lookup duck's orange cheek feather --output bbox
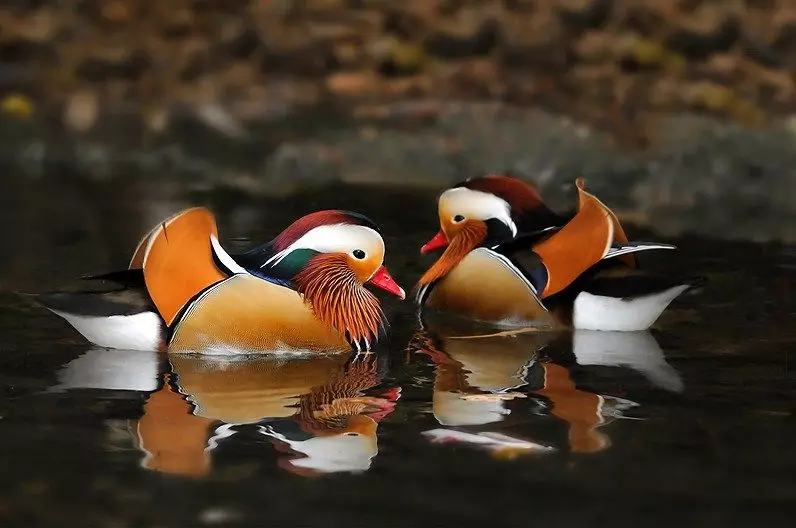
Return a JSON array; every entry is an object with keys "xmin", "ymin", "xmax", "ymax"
[
  {"xmin": 418, "ymin": 220, "xmax": 488, "ymax": 286},
  {"xmin": 345, "ymin": 254, "xmax": 404, "ymax": 299},
  {"xmin": 346, "ymin": 255, "xmax": 378, "ymax": 283}
]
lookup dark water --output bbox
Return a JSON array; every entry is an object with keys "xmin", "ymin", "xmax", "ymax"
[{"xmin": 1, "ymin": 177, "xmax": 795, "ymax": 527}]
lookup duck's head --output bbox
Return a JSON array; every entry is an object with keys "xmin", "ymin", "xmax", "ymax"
[
  {"xmin": 236, "ymin": 210, "xmax": 404, "ymax": 351},
  {"xmin": 417, "ymin": 174, "xmax": 561, "ymax": 286}
]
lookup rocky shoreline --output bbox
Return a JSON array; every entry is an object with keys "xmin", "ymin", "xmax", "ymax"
[{"xmin": 3, "ymin": 101, "xmax": 796, "ymax": 244}]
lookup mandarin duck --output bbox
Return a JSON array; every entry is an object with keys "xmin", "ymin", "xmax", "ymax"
[
  {"xmin": 415, "ymin": 174, "xmax": 701, "ymax": 332},
  {"xmin": 35, "ymin": 207, "xmax": 405, "ymax": 354}
]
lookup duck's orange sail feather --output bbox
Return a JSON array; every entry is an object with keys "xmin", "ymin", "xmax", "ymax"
[
  {"xmin": 129, "ymin": 225, "xmax": 158, "ymax": 270},
  {"xmin": 138, "ymin": 208, "xmax": 228, "ymax": 326},
  {"xmin": 589, "ymin": 191, "xmax": 637, "ymax": 268},
  {"xmin": 533, "ymin": 179, "xmax": 613, "ymax": 298}
]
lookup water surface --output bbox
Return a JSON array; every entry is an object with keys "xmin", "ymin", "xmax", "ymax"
[{"xmin": 0, "ymin": 179, "xmax": 794, "ymax": 526}]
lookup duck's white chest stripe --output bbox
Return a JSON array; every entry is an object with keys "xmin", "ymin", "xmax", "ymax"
[
  {"xmin": 415, "ymin": 282, "xmax": 432, "ymax": 305},
  {"xmin": 210, "ymin": 235, "xmax": 247, "ymax": 274}
]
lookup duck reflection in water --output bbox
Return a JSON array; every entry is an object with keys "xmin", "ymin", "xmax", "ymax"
[
  {"xmin": 409, "ymin": 316, "xmax": 683, "ymax": 457},
  {"xmin": 53, "ymin": 350, "xmax": 399, "ymax": 478}
]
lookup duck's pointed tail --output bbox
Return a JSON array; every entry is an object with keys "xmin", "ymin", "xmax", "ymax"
[
  {"xmin": 26, "ymin": 290, "xmax": 164, "ymax": 351},
  {"xmin": 22, "ymin": 208, "xmax": 229, "ymax": 350}
]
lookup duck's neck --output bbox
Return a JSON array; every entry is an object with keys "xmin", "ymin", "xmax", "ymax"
[
  {"xmin": 292, "ymin": 254, "xmax": 385, "ymax": 350},
  {"xmin": 231, "ymin": 241, "xmax": 311, "ymax": 286},
  {"xmin": 232, "ymin": 241, "xmax": 277, "ymax": 269},
  {"xmin": 514, "ymin": 204, "xmax": 568, "ymax": 234},
  {"xmin": 233, "ymin": 246, "xmax": 385, "ymax": 349}
]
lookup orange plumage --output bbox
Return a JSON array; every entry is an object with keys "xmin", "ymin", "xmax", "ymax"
[{"xmin": 293, "ymin": 253, "xmax": 386, "ymax": 348}]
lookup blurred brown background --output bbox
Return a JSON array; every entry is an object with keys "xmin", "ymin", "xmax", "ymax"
[
  {"xmin": 3, "ymin": 1, "xmax": 796, "ymax": 133},
  {"xmin": 1, "ymin": 0, "xmax": 796, "ymax": 244}
]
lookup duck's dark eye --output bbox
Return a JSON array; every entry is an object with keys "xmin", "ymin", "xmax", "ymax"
[
  {"xmin": 353, "ymin": 249, "xmax": 366, "ymax": 259},
  {"xmin": 453, "ymin": 215, "xmax": 465, "ymax": 223}
]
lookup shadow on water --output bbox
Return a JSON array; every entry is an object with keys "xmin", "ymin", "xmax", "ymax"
[{"xmin": 0, "ymin": 175, "xmax": 795, "ymax": 526}]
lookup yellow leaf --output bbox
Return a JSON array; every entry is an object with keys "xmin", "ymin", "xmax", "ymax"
[{"xmin": 1, "ymin": 93, "xmax": 35, "ymax": 120}]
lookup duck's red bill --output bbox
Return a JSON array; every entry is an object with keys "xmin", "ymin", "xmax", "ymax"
[
  {"xmin": 420, "ymin": 230, "xmax": 448, "ymax": 254},
  {"xmin": 368, "ymin": 265, "xmax": 405, "ymax": 300}
]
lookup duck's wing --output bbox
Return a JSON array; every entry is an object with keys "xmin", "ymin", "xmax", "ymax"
[
  {"xmin": 81, "ymin": 207, "xmax": 229, "ymax": 291},
  {"xmin": 30, "ymin": 208, "xmax": 241, "ymax": 351},
  {"xmin": 580, "ymin": 270, "xmax": 705, "ymax": 300},
  {"xmin": 33, "ymin": 288, "xmax": 152, "ymax": 317},
  {"xmin": 529, "ymin": 179, "xmax": 616, "ymax": 298},
  {"xmin": 135, "ymin": 207, "xmax": 231, "ymax": 327},
  {"xmin": 498, "ymin": 179, "xmax": 677, "ymax": 300}
]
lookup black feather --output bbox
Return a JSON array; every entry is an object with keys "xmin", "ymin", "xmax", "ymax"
[
  {"xmin": 81, "ymin": 268, "xmax": 146, "ymax": 289},
  {"xmin": 31, "ymin": 289, "xmax": 154, "ymax": 317},
  {"xmin": 582, "ymin": 273, "xmax": 706, "ymax": 300}
]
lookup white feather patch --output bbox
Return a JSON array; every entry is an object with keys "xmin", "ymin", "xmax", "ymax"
[
  {"xmin": 262, "ymin": 224, "xmax": 384, "ymax": 275},
  {"xmin": 210, "ymin": 235, "xmax": 246, "ymax": 274},
  {"xmin": 573, "ymin": 284, "xmax": 690, "ymax": 332},
  {"xmin": 440, "ymin": 188, "xmax": 517, "ymax": 236},
  {"xmin": 49, "ymin": 308, "xmax": 162, "ymax": 351}
]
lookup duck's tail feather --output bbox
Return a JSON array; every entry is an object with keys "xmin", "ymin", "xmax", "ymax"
[
  {"xmin": 603, "ymin": 242, "xmax": 677, "ymax": 261},
  {"xmin": 26, "ymin": 291, "xmax": 163, "ymax": 351}
]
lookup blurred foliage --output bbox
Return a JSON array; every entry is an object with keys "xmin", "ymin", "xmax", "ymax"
[{"xmin": 0, "ymin": 0, "xmax": 794, "ymax": 146}]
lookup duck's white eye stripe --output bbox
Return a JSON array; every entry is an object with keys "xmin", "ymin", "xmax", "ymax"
[
  {"xmin": 442, "ymin": 188, "xmax": 516, "ymax": 235},
  {"xmin": 263, "ymin": 224, "xmax": 384, "ymax": 267}
]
